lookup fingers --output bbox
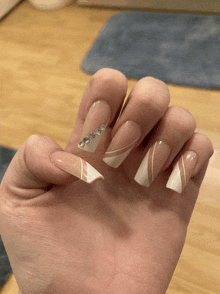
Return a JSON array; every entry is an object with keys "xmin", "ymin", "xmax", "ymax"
[
  {"xmin": 1, "ymin": 135, "xmax": 104, "ymax": 199},
  {"xmin": 133, "ymin": 105, "xmax": 213, "ymax": 193},
  {"xmin": 76, "ymin": 68, "xmax": 128, "ymax": 124},
  {"xmin": 66, "ymin": 71, "xmax": 170, "ymax": 165},
  {"xmin": 165, "ymin": 133, "xmax": 213, "ymax": 193},
  {"xmin": 102, "ymin": 77, "xmax": 170, "ymax": 167},
  {"xmin": 82, "ymin": 71, "xmax": 211, "ymax": 193},
  {"xmin": 174, "ymin": 132, "xmax": 214, "ymax": 187},
  {"xmin": 65, "ymin": 68, "xmax": 128, "ymax": 154},
  {"xmin": 133, "ymin": 105, "xmax": 196, "ymax": 188}
]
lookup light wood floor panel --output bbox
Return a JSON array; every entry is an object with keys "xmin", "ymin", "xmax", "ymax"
[{"xmin": 0, "ymin": 1, "xmax": 220, "ymax": 293}]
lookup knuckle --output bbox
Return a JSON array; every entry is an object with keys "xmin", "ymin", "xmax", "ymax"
[
  {"xmin": 168, "ymin": 106, "xmax": 196, "ymax": 135},
  {"xmin": 24, "ymin": 135, "xmax": 41, "ymax": 159},
  {"xmin": 142, "ymin": 76, "xmax": 168, "ymax": 89},
  {"xmin": 24, "ymin": 135, "xmax": 45, "ymax": 153},
  {"xmin": 135, "ymin": 77, "xmax": 170, "ymax": 117},
  {"xmin": 25, "ymin": 135, "xmax": 41, "ymax": 147},
  {"xmin": 92, "ymin": 68, "xmax": 128, "ymax": 89},
  {"xmin": 194, "ymin": 132, "xmax": 214, "ymax": 156}
]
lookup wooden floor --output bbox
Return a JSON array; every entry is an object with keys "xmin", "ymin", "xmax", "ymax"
[{"xmin": 0, "ymin": 1, "xmax": 220, "ymax": 293}]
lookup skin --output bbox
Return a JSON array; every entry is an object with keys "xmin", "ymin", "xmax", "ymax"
[{"xmin": 0, "ymin": 69, "xmax": 214, "ymax": 294}]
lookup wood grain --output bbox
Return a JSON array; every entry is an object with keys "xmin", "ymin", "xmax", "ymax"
[
  {"xmin": 78, "ymin": 0, "xmax": 220, "ymax": 14},
  {"xmin": 0, "ymin": 1, "xmax": 220, "ymax": 293}
]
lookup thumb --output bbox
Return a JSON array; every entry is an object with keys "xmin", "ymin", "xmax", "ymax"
[{"xmin": 1, "ymin": 135, "xmax": 103, "ymax": 199}]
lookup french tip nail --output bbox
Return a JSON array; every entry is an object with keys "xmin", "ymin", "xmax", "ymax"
[
  {"xmin": 165, "ymin": 165, "xmax": 183, "ymax": 193},
  {"xmin": 88, "ymin": 173, "xmax": 104, "ymax": 183},
  {"xmin": 89, "ymin": 175, "xmax": 104, "ymax": 183},
  {"xmin": 102, "ymin": 157, "xmax": 120, "ymax": 168},
  {"xmin": 134, "ymin": 176, "xmax": 150, "ymax": 187},
  {"xmin": 50, "ymin": 150, "xmax": 104, "ymax": 184},
  {"xmin": 166, "ymin": 151, "xmax": 197, "ymax": 194},
  {"xmin": 78, "ymin": 144, "xmax": 95, "ymax": 153},
  {"xmin": 134, "ymin": 141, "xmax": 171, "ymax": 189},
  {"xmin": 166, "ymin": 183, "xmax": 182, "ymax": 194},
  {"xmin": 86, "ymin": 162, "xmax": 104, "ymax": 183}
]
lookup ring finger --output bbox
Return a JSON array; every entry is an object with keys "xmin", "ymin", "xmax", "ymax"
[{"xmin": 133, "ymin": 105, "xmax": 196, "ymax": 189}]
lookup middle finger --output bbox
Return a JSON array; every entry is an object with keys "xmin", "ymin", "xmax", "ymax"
[{"xmin": 103, "ymin": 77, "xmax": 170, "ymax": 168}]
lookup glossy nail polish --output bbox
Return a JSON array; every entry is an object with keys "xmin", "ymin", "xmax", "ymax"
[
  {"xmin": 78, "ymin": 100, "xmax": 111, "ymax": 153},
  {"xmin": 50, "ymin": 151, "xmax": 104, "ymax": 183},
  {"xmin": 134, "ymin": 141, "xmax": 171, "ymax": 187},
  {"xmin": 166, "ymin": 151, "xmax": 198, "ymax": 193},
  {"xmin": 103, "ymin": 121, "xmax": 142, "ymax": 168}
]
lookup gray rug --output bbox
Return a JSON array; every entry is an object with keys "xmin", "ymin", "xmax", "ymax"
[
  {"xmin": 0, "ymin": 146, "xmax": 17, "ymax": 288},
  {"xmin": 81, "ymin": 11, "xmax": 220, "ymax": 89}
]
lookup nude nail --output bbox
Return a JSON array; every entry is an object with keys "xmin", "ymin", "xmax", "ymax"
[
  {"xmin": 103, "ymin": 121, "xmax": 142, "ymax": 168},
  {"xmin": 50, "ymin": 151, "xmax": 104, "ymax": 183},
  {"xmin": 78, "ymin": 100, "xmax": 111, "ymax": 153},
  {"xmin": 166, "ymin": 151, "xmax": 198, "ymax": 193},
  {"xmin": 134, "ymin": 141, "xmax": 171, "ymax": 187}
]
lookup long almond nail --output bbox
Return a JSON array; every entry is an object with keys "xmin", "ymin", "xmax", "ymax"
[
  {"xmin": 103, "ymin": 121, "xmax": 142, "ymax": 168},
  {"xmin": 50, "ymin": 151, "xmax": 104, "ymax": 183},
  {"xmin": 134, "ymin": 141, "xmax": 171, "ymax": 187},
  {"xmin": 78, "ymin": 100, "xmax": 111, "ymax": 153},
  {"xmin": 166, "ymin": 151, "xmax": 198, "ymax": 193}
]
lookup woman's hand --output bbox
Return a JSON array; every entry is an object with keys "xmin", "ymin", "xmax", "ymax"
[{"xmin": 0, "ymin": 69, "xmax": 213, "ymax": 294}]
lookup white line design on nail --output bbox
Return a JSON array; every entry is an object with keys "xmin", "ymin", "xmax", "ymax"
[
  {"xmin": 177, "ymin": 162, "xmax": 182, "ymax": 193},
  {"xmin": 134, "ymin": 148, "xmax": 150, "ymax": 187},
  {"xmin": 182, "ymin": 156, "xmax": 187, "ymax": 187},
  {"xmin": 166, "ymin": 161, "xmax": 182, "ymax": 193},
  {"xmin": 104, "ymin": 137, "xmax": 139, "ymax": 155},
  {"xmin": 80, "ymin": 158, "xmax": 83, "ymax": 180},
  {"xmin": 151, "ymin": 141, "xmax": 157, "ymax": 182}
]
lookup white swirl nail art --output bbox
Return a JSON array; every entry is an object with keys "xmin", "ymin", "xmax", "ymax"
[
  {"xmin": 134, "ymin": 141, "xmax": 171, "ymax": 187},
  {"xmin": 50, "ymin": 151, "xmax": 104, "ymax": 184},
  {"xmin": 103, "ymin": 121, "xmax": 142, "ymax": 168},
  {"xmin": 83, "ymin": 160, "xmax": 104, "ymax": 183},
  {"xmin": 166, "ymin": 151, "xmax": 197, "ymax": 193},
  {"xmin": 166, "ymin": 158, "xmax": 184, "ymax": 193},
  {"xmin": 103, "ymin": 138, "xmax": 139, "ymax": 168}
]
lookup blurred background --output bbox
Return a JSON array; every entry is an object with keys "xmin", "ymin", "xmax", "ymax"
[{"xmin": 0, "ymin": 1, "xmax": 220, "ymax": 293}]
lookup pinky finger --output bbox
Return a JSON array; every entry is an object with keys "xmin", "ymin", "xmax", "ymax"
[{"xmin": 166, "ymin": 132, "xmax": 214, "ymax": 193}]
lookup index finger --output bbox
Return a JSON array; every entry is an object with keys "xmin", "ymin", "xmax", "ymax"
[{"xmin": 65, "ymin": 68, "xmax": 128, "ymax": 154}]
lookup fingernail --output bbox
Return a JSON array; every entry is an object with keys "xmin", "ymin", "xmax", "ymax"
[
  {"xmin": 134, "ymin": 141, "xmax": 171, "ymax": 187},
  {"xmin": 50, "ymin": 151, "xmax": 104, "ymax": 184},
  {"xmin": 166, "ymin": 151, "xmax": 198, "ymax": 193},
  {"xmin": 103, "ymin": 121, "xmax": 142, "ymax": 168},
  {"xmin": 78, "ymin": 100, "xmax": 111, "ymax": 153}
]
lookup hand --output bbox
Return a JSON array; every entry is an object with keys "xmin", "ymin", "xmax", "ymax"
[{"xmin": 0, "ymin": 69, "xmax": 213, "ymax": 294}]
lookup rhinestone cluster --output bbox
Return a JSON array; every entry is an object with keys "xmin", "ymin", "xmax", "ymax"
[{"xmin": 78, "ymin": 125, "xmax": 106, "ymax": 148}]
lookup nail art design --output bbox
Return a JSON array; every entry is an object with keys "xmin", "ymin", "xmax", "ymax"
[
  {"xmin": 134, "ymin": 141, "xmax": 171, "ymax": 187},
  {"xmin": 78, "ymin": 100, "xmax": 111, "ymax": 153},
  {"xmin": 50, "ymin": 151, "xmax": 104, "ymax": 184},
  {"xmin": 78, "ymin": 125, "xmax": 106, "ymax": 148},
  {"xmin": 103, "ymin": 121, "xmax": 142, "ymax": 168},
  {"xmin": 166, "ymin": 151, "xmax": 197, "ymax": 193}
]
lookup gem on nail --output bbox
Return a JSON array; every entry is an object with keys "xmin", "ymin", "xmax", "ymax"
[
  {"xmin": 78, "ymin": 141, "xmax": 85, "ymax": 148},
  {"xmin": 78, "ymin": 125, "xmax": 106, "ymax": 148},
  {"xmin": 83, "ymin": 137, "xmax": 90, "ymax": 144},
  {"xmin": 95, "ymin": 128, "xmax": 101, "ymax": 135}
]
